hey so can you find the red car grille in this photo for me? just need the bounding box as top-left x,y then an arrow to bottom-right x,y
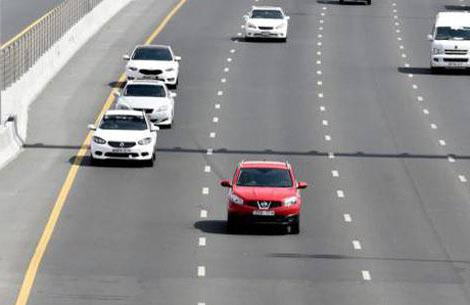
245,201 -> 282,208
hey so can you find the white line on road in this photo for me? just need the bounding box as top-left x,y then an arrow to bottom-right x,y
328,152 -> 335,159
344,214 -> 352,222
318,93 -> 324,98
221,78 -> 226,83
417,96 -> 424,102
202,187 -> 209,195
197,266 -> 206,277
320,106 -> 326,111
204,166 -> 211,173
337,190 -> 345,198
316,60 -> 322,65
217,91 -> 223,96
227,57 -> 232,62
362,270 -> 371,281
200,209 -> 208,218
210,132 -> 216,138
206,148 -> 213,155
213,117 -> 219,123
322,120 -> 329,126
215,104 -> 221,109
439,139 -> 446,146
230,49 -> 236,53
448,156 -> 456,163
325,135 -> 331,141
317,51 -> 322,56
423,109 -> 429,115
317,80 -> 323,86
317,70 -> 323,75
332,170 -> 339,177
224,67 -> 229,72
412,84 -> 418,89
199,237 -> 206,246
353,240 -> 362,250
459,175 -> 467,182
430,123 -> 437,129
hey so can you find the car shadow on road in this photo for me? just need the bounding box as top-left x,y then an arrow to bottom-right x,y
317,0 -> 368,5
398,66 -> 470,76
108,81 -> 126,89
194,220 -> 289,236
68,155 -> 148,168
230,37 -> 285,44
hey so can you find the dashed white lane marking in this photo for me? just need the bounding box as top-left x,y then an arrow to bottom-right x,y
237,32 -> 242,36
318,34 -> 323,38
331,170 -> 339,177
394,16 -> 399,20
202,187 -> 209,195
241,25 -> 245,29
221,78 -> 226,83
217,91 -> 223,96
328,152 -> 335,159
417,96 -> 424,102
395,22 -> 400,26
318,93 -> 324,98
423,109 -> 429,115
317,51 -> 322,56
316,60 -> 322,65
401,53 -> 407,58
397,37 -> 402,41
224,67 -> 230,72
408,74 -> 413,78
412,84 -> 418,89
353,240 -> 362,250
322,120 -> 329,126
459,175 -> 467,183
206,148 -> 213,155
227,57 -> 232,62
197,266 -> 206,277
337,190 -> 345,198
230,49 -> 236,53
404,63 -> 410,68
321,12 -> 325,16
400,45 -> 405,50
210,132 -> 216,138
362,270 -> 371,281
319,26 -> 324,31
325,135 -> 331,141
344,214 -> 352,222
215,104 -> 221,109
439,139 -> 446,146
396,29 -> 401,33
317,42 -> 322,46
200,209 -> 208,218
213,117 -> 219,123
320,19 -> 324,24
323,6 -> 327,10
448,156 -> 456,163
198,303 -> 206,305
199,237 -> 206,247
392,2 -> 397,6
317,80 -> 323,86
430,123 -> 437,129
317,70 -> 323,75
320,106 -> 326,111
204,165 -> 211,173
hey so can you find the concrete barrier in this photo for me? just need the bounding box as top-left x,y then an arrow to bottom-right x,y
0,0 -> 133,169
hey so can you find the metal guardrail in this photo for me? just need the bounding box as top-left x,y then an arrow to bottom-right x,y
0,0 -> 104,91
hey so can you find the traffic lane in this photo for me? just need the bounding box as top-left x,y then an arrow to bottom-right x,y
319,1 -> 470,304
1,0 -> 65,43
0,0 -> 178,304
191,1 -> 384,304
24,0 -> 257,303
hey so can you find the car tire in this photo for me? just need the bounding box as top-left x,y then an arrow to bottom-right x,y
227,214 -> 239,233
288,216 -> 300,234
146,150 -> 156,167
244,36 -> 251,42
366,0 -> 371,5
90,155 -> 101,166
339,0 -> 344,4
431,67 -> 441,74
280,37 -> 287,43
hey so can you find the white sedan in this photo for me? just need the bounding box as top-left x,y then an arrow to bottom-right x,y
244,6 -> 290,42
115,80 -> 176,127
88,110 -> 158,166
123,45 -> 181,88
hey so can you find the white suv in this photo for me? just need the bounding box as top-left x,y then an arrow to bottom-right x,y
244,6 -> 290,42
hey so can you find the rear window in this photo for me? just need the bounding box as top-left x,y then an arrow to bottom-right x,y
124,84 -> 166,97
132,47 -> 173,60
237,168 -> 293,187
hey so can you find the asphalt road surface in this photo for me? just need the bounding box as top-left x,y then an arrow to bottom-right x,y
1,0 -> 470,304
0,0 -> 65,43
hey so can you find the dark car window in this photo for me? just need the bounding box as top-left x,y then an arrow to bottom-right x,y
435,27 -> 470,40
251,9 -> 283,19
124,84 -> 166,97
99,115 -> 148,130
132,47 -> 173,60
237,168 -> 293,187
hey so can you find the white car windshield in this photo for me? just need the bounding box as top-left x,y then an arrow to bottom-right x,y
100,115 -> 148,130
124,84 -> 166,97
237,168 -> 293,187
132,47 -> 173,61
435,27 -> 470,40
251,9 -> 284,19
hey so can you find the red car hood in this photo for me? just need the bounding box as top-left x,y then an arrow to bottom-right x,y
233,186 -> 296,201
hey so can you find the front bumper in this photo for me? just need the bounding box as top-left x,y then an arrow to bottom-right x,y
90,143 -> 154,161
431,55 -> 470,69
126,70 -> 178,84
245,28 -> 287,39
228,202 -> 300,225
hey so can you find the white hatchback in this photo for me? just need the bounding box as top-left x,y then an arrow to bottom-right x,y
88,110 -> 158,166
244,6 -> 290,42
115,80 -> 176,127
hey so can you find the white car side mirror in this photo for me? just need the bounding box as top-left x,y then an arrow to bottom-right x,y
285,16 -> 290,20
174,56 -> 182,61
243,14 -> 249,20
151,124 -> 160,132
88,124 -> 96,130
170,92 -> 177,98
113,91 -> 121,97
427,34 -> 434,41
123,54 -> 130,61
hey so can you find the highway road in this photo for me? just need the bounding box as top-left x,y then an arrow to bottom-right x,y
1,0 -> 470,304
0,0 -> 65,43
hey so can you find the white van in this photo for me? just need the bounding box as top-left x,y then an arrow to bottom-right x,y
428,12 -> 470,72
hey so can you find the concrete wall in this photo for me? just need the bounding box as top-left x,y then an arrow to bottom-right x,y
0,0 -> 133,169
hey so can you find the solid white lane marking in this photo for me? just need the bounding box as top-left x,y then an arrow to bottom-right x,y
439,140 -> 446,146
213,117 -> 219,123
227,57 -> 232,62
202,187 -> 209,195
224,67 -> 229,72
318,93 -> 324,98
322,120 -> 329,126
199,237 -> 206,246
430,123 -> 437,129
221,78 -> 226,83
204,166 -> 211,173
215,104 -> 221,109
337,190 -> 345,198
332,170 -> 339,177
328,152 -> 335,159
210,132 -> 216,138
197,266 -> 206,277
200,209 -> 208,218
417,96 -> 424,102
448,156 -> 456,163
320,106 -> 326,111
353,240 -> 362,250
362,270 -> 371,281
423,109 -> 429,115
459,175 -> 467,183
317,80 -> 323,86
206,148 -> 213,155
217,91 -> 223,96
344,214 -> 352,222
325,135 -> 331,141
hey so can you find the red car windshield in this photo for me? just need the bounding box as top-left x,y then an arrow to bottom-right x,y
236,168 -> 293,187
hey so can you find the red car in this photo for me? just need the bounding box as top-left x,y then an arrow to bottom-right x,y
220,160 -> 308,234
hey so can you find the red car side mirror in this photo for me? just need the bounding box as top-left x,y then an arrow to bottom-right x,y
297,181 -> 308,189
220,180 -> 232,188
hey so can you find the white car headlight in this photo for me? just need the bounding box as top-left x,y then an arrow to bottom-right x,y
156,105 -> 169,112
92,136 -> 106,144
247,23 -> 257,29
228,191 -> 244,205
432,48 -> 444,55
138,137 -> 152,145
275,23 -> 286,29
283,196 -> 297,207
128,66 -> 138,71
165,68 -> 175,72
